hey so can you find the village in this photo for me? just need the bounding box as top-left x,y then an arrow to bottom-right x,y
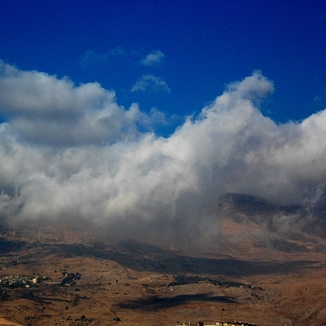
0,274 -> 48,288
176,321 -> 258,326
0,271 -> 81,289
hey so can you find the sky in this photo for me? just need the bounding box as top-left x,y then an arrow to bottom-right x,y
0,1 -> 326,243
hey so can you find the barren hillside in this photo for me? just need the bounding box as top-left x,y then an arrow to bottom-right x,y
1,194 -> 326,326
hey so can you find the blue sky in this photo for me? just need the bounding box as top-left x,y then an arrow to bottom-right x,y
1,0 -> 326,126
1,1 -> 326,241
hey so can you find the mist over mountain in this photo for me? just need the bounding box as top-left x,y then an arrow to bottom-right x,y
216,193 -> 326,253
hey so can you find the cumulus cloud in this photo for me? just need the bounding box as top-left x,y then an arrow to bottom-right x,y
0,61 -> 151,146
141,50 -> 165,66
1,62 -> 326,244
131,74 -> 171,93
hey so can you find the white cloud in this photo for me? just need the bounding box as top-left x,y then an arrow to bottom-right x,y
0,60 -> 148,146
141,50 -> 165,66
1,62 -> 326,243
131,74 -> 171,93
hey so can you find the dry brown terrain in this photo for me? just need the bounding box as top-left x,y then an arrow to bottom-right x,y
1,194 -> 326,326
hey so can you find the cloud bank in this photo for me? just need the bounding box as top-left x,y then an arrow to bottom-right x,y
1,61 -> 326,242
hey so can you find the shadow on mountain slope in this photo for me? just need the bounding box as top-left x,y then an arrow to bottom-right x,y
48,241 -> 315,277
0,238 -> 26,254
116,293 -> 237,311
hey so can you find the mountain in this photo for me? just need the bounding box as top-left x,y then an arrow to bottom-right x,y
1,193 -> 326,326
215,193 -> 326,253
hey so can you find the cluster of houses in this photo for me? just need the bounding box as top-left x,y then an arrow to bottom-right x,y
215,322 -> 258,326
0,270 -> 82,289
176,321 -> 258,326
0,274 -> 48,288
